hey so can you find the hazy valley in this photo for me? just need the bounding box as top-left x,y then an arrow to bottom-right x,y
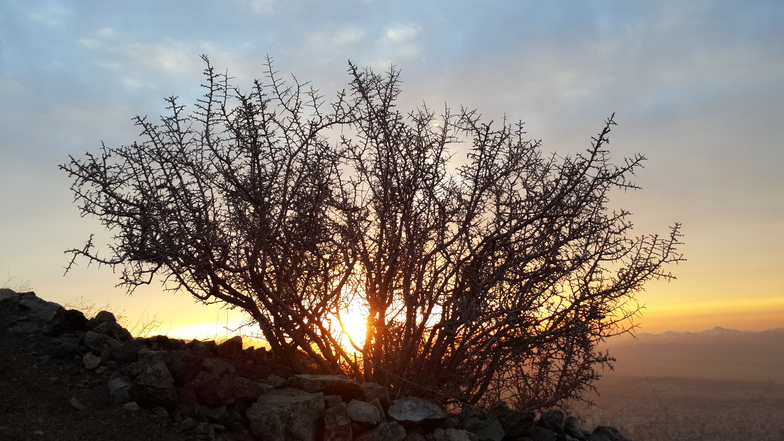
574,327 -> 784,440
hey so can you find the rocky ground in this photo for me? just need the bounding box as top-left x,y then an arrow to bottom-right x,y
0,288 -> 630,441
0,301 -> 189,440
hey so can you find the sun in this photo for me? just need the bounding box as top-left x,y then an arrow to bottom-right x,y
337,304 -> 368,350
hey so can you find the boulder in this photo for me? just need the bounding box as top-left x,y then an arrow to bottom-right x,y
82,352 -> 101,369
347,399 -> 382,426
19,293 -> 63,323
129,356 -> 177,410
388,397 -> 446,423
529,426 -> 558,441
447,428 -> 469,441
288,374 -> 362,401
168,349 -> 205,385
564,417 -> 586,440
459,404 -> 487,421
246,387 -> 325,441
108,376 -> 133,403
233,376 -> 273,402
324,401 -> 353,441
361,382 -> 392,408
463,417 -> 504,441
93,320 -> 133,342
49,336 -> 86,359
83,330 -> 120,353
216,335 -> 244,358
487,401 -> 534,438
591,426 -> 629,441
195,367 -> 239,406
354,421 -> 407,441
110,338 -> 145,363
538,410 -> 565,435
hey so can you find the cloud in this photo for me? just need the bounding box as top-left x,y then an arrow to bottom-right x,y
385,25 -> 419,43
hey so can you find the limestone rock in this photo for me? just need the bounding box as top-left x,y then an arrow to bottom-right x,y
388,397 -> 446,423
529,426 -> 557,441
108,376 -> 133,403
487,401 -> 534,438
432,428 -> 475,441
361,381 -> 392,408
246,387 -> 325,441
216,335 -> 244,358
538,410 -> 565,435
83,330 -> 120,353
93,320 -> 133,342
70,397 -> 85,410
129,356 -> 177,410
564,417 -> 586,440
347,399 -> 382,426
233,375 -> 273,402
19,293 -> 63,323
82,352 -> 101,369
591,426 -> 630,441
355,421 -> 407,441
463,417 -> 504,441
324,401 -> 353,441
195,367 -> 237,406
288,374 -> 362,401
110,338 -> 145,364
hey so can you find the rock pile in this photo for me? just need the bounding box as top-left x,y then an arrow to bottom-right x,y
0,288 -> 631,441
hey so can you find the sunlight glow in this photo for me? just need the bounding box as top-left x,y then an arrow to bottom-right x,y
337,303 -> 368,350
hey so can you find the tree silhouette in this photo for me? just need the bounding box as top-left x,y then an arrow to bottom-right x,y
61,56 -> 683,409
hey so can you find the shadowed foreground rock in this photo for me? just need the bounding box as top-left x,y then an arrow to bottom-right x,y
0,289 -> 634,441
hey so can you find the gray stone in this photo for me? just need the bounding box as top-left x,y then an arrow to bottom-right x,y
388,397 -> 446,423
110,339 -> 145,363
82,352 -> 101,369
246,387 -> 325,441
465,418 -> 504,441
19,294 -> 63,323
444,428 -> 475,441
195,367 -> 237,406
361,381 -> 392,408
355,421 -> 407,441
564,417 -> 585,440
529,426 -> 557,441
108,376 -> 133,403
460,404 -> 487,421
324,401 -> 353,441
288,374 -> 362,401
233,376 -> 273,401
538,410 -> 565,434
324,394 -> 344,408
129,357 -> 177,410
88,310 -> 117,329
0,288 -> 19,305
83,330 -> 120,352
93,320 -> 132,342
70,397 -> 85,410
216,335 -> 244,358
488,401 -> 534,438
267,374 -> 289,388
591,426 -> 628,441
122,401 -> 140,411
347,399 -> 382,426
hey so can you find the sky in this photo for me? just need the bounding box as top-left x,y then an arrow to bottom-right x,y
1,0 -> 782,339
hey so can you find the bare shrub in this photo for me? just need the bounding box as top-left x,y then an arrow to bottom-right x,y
61,56 -> 683,409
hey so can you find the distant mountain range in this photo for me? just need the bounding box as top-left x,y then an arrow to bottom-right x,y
601,327 -> 784,383
633,326 -> 784,339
